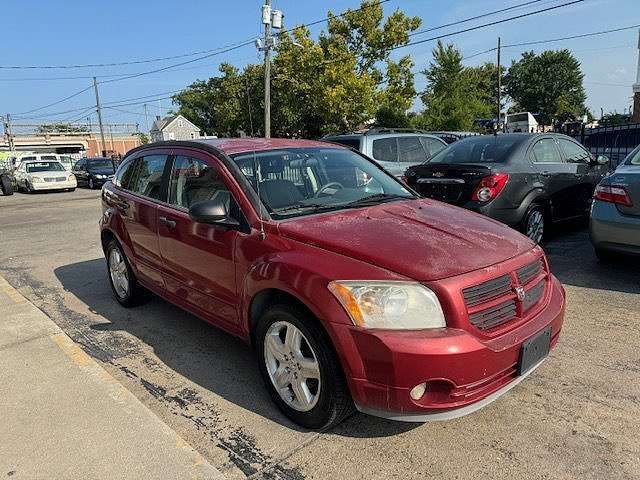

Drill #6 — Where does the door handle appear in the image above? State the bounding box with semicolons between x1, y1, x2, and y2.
159;216;176;229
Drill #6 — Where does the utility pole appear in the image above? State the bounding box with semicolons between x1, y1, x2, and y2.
4;114;15;152
497;37;502;130
143;103;149;133
262;0;272;138
92;77;107;157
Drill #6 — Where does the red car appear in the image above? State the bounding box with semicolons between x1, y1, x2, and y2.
100;138;565;429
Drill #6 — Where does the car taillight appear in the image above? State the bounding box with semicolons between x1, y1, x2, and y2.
471;173;509;202
594;184;633;207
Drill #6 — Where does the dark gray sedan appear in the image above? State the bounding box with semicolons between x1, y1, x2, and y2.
590;145;640;259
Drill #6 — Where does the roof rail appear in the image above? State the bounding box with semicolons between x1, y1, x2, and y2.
364;127;429;135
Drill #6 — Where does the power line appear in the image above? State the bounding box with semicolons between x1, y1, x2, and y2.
101;90;184;106
0;38;258;70
502;23;640;48
12;85;92;116
409;0;547;38
98;41;255;84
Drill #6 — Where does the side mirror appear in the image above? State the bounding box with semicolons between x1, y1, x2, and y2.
188;198;240;228
595;154;609;166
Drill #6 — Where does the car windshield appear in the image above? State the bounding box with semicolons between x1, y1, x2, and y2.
625;147;640;165
231;147;415;219
88;159;115;171
429;135;525;164
26;162;65;172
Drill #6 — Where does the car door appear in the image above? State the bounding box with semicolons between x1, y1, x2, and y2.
156;151;243;330
73;159;87;186
112;152;169;290
556;137;607;216
530;137;578;221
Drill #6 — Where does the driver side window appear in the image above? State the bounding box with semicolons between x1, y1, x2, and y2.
168;155;232;211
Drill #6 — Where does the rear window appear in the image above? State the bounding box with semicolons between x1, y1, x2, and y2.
26;162;65;172
430;136;525;164
625;147;640;165
324;137;361;150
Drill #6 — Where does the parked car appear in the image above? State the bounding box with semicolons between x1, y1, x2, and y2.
590;144;640;259
16;153;71;169
73;157;116;189
13;159;76;193
100;138;565;429
322;127;447;177
426;131;482;144
404;133;610;243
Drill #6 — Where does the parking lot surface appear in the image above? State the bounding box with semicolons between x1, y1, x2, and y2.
1;189;639;479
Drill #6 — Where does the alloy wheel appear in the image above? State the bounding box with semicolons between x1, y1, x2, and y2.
526;210;544;244
108;248;129;299
263;321;321;412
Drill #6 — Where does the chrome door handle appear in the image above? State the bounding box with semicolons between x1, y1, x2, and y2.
159;216;176;228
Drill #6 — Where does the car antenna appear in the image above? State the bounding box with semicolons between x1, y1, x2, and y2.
253;150;266;241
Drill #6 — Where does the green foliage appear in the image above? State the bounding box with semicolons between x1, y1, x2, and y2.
599;112;632;126
504;50;587;126
172;0;420;138
135;132;149;145
415;41;497;131
37;123;88;134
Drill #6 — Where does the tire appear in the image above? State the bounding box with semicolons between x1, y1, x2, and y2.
68;188;76;192
89;178;95;190
595;247;617;263
521;204;545;244
256;304;354;430
0;175;14;196
105;239;149;307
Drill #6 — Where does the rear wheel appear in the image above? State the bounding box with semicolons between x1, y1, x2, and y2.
256;304;354;430
105;239;148;307
89;178;95;189
0;174;14;196
522;205;545;244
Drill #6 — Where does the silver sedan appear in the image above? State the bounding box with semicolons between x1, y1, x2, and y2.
590;146;640;259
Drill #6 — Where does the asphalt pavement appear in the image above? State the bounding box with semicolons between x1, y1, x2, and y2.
0;189;638;479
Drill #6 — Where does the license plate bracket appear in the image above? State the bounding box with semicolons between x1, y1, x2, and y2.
518;326;552;375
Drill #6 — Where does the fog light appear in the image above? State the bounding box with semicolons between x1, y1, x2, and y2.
409;382;427;400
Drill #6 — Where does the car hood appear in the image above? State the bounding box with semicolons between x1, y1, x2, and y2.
277;199;534;281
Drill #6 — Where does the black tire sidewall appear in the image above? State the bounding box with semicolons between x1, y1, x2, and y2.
106;240;140;307
0;175;13;196
522;205;545;244
89;178;95;189
255;305;352;430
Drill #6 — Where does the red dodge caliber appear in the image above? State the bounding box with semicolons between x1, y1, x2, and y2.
100;138;565;429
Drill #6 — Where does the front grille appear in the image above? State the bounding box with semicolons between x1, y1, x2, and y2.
469;299;517;330
463;258;548;332
463;274;511;307
517;258;544;285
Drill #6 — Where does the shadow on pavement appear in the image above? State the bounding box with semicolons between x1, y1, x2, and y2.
54;258;416;438
544;227;640;294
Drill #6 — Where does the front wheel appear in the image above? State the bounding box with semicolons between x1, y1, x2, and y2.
105;239;148;307
0;174;14;196
521;205;545;244
256;304;354;429
88;178;95;189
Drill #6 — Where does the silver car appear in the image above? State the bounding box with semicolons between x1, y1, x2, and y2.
323;128;448;178
590;145;640;259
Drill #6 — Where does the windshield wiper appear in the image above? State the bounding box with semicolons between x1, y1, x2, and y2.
273;202;339;214
343;193;413;207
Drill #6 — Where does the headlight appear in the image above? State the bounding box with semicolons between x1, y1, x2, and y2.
328;281;446;330
30;176;43;183
95;174;105;179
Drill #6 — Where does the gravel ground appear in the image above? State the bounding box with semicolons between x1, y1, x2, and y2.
0;189;638;479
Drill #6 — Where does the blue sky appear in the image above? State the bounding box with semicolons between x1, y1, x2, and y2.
1;0;639;132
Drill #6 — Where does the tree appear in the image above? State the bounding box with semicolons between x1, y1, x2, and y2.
172;0;421;137
504;50;587;127
135;132;149;145
415;41;494;131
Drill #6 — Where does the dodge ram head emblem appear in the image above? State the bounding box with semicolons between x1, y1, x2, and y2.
514;286;526;301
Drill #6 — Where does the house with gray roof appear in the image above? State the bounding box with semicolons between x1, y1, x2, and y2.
150;114;202;142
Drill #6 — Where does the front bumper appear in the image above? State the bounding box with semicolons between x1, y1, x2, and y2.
333;275;565;421
30;180;77;191
590;200;640;255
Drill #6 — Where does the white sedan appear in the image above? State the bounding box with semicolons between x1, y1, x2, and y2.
14;160;77;192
